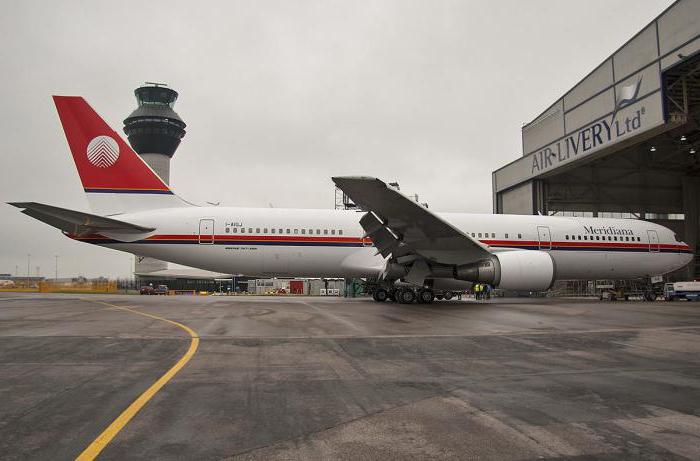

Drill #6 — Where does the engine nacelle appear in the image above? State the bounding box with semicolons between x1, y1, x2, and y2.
452;250;555;292
494;250;555;291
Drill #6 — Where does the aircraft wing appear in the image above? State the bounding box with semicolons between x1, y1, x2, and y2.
9;202;155;239
332;177;492;275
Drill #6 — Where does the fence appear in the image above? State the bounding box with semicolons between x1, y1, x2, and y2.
0;281;117;294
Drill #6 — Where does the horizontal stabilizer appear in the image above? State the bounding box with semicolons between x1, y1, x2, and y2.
9;202;154;239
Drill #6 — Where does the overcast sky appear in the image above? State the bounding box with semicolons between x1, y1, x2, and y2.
0;0;673;278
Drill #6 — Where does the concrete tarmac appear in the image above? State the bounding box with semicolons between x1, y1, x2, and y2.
2;293;700;460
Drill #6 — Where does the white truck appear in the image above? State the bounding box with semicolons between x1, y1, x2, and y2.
664;281;700;301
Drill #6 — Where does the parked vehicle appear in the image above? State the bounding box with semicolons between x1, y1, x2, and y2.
154;284;169;295
664;282;700;301
139;285;155;295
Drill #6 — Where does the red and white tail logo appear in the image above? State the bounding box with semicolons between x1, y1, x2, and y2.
86;135;120;168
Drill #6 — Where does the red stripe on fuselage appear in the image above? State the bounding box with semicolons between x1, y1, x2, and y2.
481;239;690;251
146;234;365;243
67;234;691;252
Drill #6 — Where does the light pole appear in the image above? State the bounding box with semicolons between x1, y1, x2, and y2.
26;254;30;288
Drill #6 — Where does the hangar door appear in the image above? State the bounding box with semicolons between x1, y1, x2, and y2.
199;219;215;244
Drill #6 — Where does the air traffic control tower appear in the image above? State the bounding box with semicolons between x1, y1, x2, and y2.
124;83;186;183
124;83;186;275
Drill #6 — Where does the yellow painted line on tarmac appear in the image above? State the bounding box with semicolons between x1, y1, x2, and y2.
76;300;199;461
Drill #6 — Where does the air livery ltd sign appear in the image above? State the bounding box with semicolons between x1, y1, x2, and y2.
531;107;646;174
529;78;662;175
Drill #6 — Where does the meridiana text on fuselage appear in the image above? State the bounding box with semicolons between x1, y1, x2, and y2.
583;225;635;236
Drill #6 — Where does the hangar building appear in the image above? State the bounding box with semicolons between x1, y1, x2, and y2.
492;0;700;280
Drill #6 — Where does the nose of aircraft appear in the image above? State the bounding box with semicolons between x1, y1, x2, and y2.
682;250;694;266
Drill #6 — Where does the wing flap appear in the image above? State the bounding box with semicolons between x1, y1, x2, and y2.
333;176;491;266
359;212;401;258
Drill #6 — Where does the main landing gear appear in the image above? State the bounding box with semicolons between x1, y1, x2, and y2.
372;288;389;302
372;287;436;304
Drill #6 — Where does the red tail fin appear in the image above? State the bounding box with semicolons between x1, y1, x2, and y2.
53;96;171;194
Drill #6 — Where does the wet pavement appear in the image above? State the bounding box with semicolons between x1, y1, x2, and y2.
2;293;700;460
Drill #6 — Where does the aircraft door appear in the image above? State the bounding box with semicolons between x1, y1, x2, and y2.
199;219;215;244
537;226;552;250
647;230;660;252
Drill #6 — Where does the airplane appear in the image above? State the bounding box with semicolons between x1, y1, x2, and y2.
9;96;694;303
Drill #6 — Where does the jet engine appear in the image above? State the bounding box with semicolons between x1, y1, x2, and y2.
450;250;555;291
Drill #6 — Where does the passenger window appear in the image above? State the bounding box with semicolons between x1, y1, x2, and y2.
596;236;600;240
232;228;238;233
478;233;482;238
613;236;617;241
264;228;268;233
578;235;581;240
294;229;299;234
331;230;336;235
565;235;569;240
279;228;283;234
241;228;245;233
505;233;509;238
301;229;306;234
309;229;313;234
225;227;230;234
518;233;522;239
248;228;253;233
316;229;320;235
271;228;276;234
584;236;588;240
286;229;290;234
637;236;641;241
491;233;495;238
471;233;475;237
256;228;260;233
324;229;328;235
339;230;343;235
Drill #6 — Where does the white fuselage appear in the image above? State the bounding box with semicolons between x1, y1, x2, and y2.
75;207;692;281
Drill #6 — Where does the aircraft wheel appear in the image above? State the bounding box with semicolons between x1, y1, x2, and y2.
436;295;444;300
418;289;434;304
443;291;453;301
388;289;397;302
373;288;388;302
398;288;416;304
